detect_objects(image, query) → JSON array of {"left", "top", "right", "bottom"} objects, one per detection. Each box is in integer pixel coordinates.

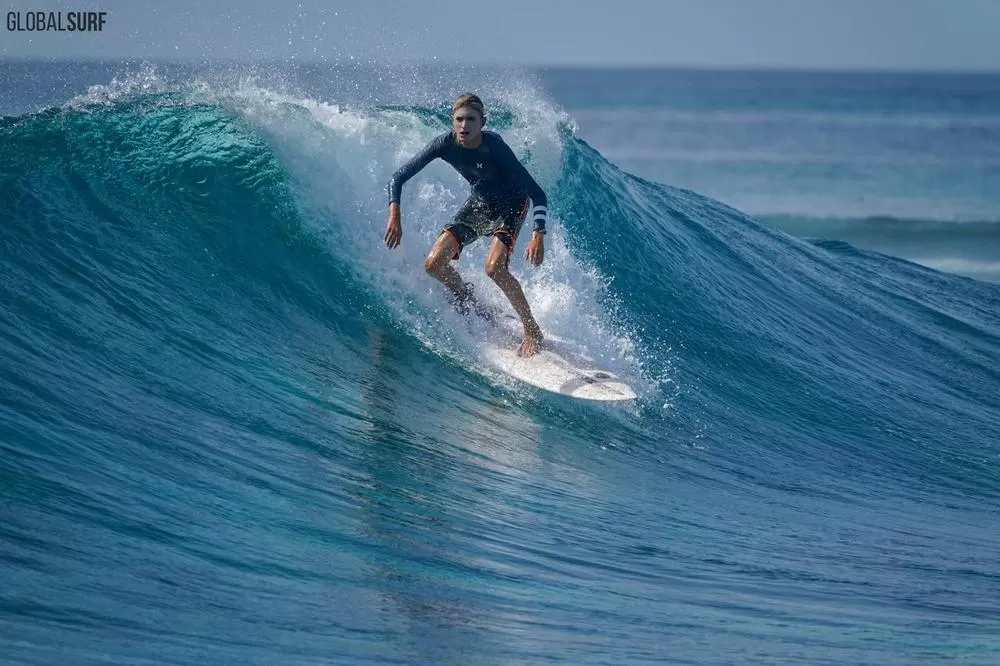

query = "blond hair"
[{"left": 452, "top": 92, "right": 485, "bottom": 119}]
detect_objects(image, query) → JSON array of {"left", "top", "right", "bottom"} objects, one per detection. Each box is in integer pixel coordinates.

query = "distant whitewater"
[{"left": 2, "top": 65, "right": 999, "bottom": 665}]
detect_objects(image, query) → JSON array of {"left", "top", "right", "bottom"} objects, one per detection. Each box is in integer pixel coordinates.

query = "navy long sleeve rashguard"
[{"left": 387, "top": 130, "right": 548, "bottom": 233}]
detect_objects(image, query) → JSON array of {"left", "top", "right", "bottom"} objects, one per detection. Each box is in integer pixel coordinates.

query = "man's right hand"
[{"left": 384, "top": 203, "right": 402, "bottom": 248}]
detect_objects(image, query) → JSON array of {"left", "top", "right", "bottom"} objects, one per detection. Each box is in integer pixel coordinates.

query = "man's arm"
[
  {"left": 384, "top": 133, "right": 448, "bottom": 249},
  {"left": 492, "top": 136, "right": 548, "bottom": 234},
  {"left": 386, "top": 133, "right": 448, "bottom": 205}
]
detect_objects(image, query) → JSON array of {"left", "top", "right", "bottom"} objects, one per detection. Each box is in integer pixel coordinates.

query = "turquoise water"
[
  {"left": 548, "top": 68, "right": 1000, "bottom": 283},
  {"left": 2, "top": 62, "right": 999, "bottom": 664}
]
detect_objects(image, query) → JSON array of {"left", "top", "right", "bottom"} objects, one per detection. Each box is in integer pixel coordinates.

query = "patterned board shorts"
[{"left": 442, "top": 196, "right": 529, "bottom": 264}]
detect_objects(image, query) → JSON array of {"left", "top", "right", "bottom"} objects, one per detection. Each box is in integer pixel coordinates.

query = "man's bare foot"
[{"left": 517, "top": 325, "right": 543, "bottom": 357}]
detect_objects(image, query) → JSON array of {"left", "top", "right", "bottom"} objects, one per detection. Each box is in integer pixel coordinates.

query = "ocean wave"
[{"left": 2, "top": 74, "right": 999, "bottom": 664}]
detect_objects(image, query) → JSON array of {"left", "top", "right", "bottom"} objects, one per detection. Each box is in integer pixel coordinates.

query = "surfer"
[{"left": 384, "top": 93, "right": 548, "bottom": 357}]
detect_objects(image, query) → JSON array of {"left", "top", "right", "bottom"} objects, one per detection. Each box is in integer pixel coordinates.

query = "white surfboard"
[{"left": 483, "top": 317, "right": 637, "bottom": 401}]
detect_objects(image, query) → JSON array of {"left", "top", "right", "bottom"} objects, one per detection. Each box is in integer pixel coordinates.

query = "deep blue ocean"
[{"left": 2, "top": 61, "right": 999, "bottom": 664}]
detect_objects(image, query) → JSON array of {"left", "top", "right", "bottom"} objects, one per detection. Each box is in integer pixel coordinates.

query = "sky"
[{"left": 3, "top": 0, "right": 1000, "bottom": 71}]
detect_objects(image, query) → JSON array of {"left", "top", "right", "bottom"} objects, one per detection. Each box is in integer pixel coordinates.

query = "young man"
[{"left": 384, "top": 93, "right": 548, "bottom": 357}]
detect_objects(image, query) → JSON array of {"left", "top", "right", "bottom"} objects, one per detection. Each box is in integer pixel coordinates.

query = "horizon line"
[{"left": 3, "top": 55, "right": 1000, "bottom": 76}]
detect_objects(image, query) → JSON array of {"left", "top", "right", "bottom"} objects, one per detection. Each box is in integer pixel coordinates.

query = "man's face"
[{"left": 453, "top": 106, "right": 484, "bottom": 147}]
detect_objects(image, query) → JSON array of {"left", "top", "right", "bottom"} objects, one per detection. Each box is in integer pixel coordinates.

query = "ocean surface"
[{"left": 2, "top": 61, "right": 999, "bottom": 664}]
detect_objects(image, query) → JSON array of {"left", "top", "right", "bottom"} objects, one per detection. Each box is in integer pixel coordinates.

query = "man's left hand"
[{"left": 525, "top": 231, "right": 545, "bottom": 266}]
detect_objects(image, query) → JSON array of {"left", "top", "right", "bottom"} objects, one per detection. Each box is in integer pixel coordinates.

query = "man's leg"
[
  {"left": 425, "top": 230, "right": 490, "bottom": 317},
  {"left": 425, "top": 198, "right": 484, "bottom": 302},
  {"left": 424, "top": 231, "right": 466, "bottom": 299},
  {"left": 484, "top": 236, "right": 543, "bottom": 357}
]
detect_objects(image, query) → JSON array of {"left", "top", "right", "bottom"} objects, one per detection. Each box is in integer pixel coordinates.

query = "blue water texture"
[{"left": 2, "top": 62, "right": 1000, "bottom": 664}]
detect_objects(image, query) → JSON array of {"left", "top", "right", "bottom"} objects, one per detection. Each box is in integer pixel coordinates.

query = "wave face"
[
  {"left": 541, "top": 68, "right": 1000, "bottom": 286},
  {"left": 2, "top": 71, "right": 1000, "bottom": 665}
]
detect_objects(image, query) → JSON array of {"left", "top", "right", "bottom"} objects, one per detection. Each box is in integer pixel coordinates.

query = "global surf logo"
[{"left": 6, "top": 11, "right": 108, "bottom": 32}]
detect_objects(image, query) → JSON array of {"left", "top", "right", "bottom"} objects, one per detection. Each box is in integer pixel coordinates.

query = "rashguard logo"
[{"left": 476, "top": 163, "right": 483, "bottom": 169}]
